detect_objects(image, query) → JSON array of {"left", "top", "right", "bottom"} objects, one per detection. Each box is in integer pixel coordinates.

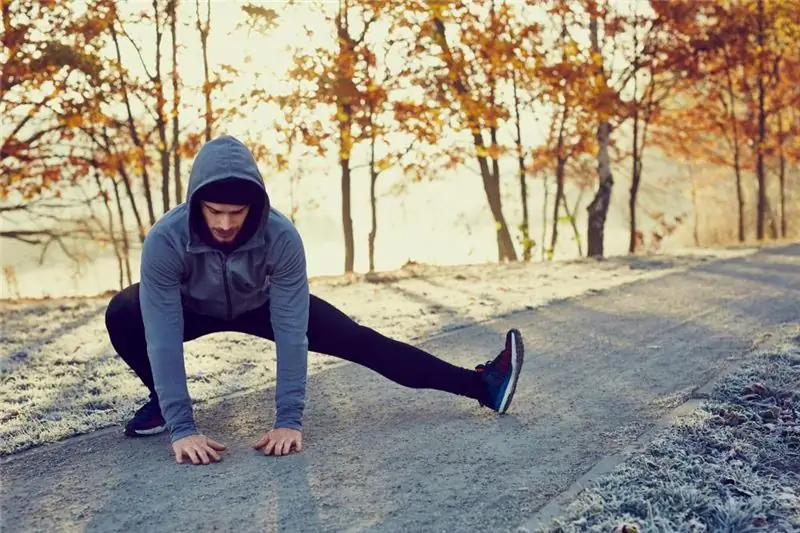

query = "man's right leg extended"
[{"left": 105, "top": 283, "right": 221, "bottom": 437}]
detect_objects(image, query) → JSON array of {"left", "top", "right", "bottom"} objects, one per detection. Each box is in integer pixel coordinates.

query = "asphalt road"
[{"left": 2, "top": 245, "right": 799, "bottom": 533}]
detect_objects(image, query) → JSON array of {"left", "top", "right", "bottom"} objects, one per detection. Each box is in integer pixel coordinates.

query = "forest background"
[{"left": 1, "top": 0, "right": 798, "bottom": 299}]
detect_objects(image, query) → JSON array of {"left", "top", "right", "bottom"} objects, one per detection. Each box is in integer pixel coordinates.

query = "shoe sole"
[
  {"left": 498, "top": 328, "right": 524, "bottom": 414},
  {"left": 124, "top": 424, "right": 167, "bottom": 438}
]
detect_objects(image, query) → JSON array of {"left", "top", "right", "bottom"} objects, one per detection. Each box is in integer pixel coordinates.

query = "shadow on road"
[{"left": 3, "top": 245, "right": 799, "bottom": 533}]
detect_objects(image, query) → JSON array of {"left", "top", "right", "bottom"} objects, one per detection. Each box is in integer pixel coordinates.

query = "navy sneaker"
[
  {"left": 124, "top": 396, "right": 166, "bottom": 437},
  {"left": 476, "top": 329, "right": 525, "bottom": 414}
]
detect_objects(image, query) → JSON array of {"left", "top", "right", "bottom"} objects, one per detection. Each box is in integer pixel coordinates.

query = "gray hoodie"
[{"left": 138, "top": 135, "right": 309, "bottom": 442}]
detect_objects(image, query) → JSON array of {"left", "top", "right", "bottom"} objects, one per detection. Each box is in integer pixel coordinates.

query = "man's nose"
[{"left": 218, "top": 215, "right": 233, "bottom": 230}]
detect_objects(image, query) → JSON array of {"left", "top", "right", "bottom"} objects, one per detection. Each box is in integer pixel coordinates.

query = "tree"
[
  {"left": 406, "top": 0, "right": 531, "bottom": 262},
  {"left": 584, "top": 0, "right": 621, "bottom": 258},
  {"left": 650, "top": 0, "right": 799, "bottom": 243},
  {"left": 195, "top": 0, "right": 212, "bottom": 142},
  {"left": 108, "top": 13, "right": 157, "bottom": 225},
  {"left": 622, "top": 1, "right": 678, "bottom": 253},
  {"left": 244, "top": 0, "right": 386, "bottom": 274},
  {"left": 169, "top": 0, "right": 182, "bottom": 205},
  {"left": 1, "top": 0, "right": 110, "bottom": 202}
]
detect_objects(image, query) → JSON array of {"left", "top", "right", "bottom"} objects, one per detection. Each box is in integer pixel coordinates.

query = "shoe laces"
[
  {"left": 136, "top": 398, "right": 161, "bottom": 418},
  {"left": 476, "top": 348, "right": 506, "bottom": 374}
]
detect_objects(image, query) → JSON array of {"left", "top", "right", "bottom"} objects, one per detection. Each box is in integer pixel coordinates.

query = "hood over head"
[{"left": 185, "top": 135, "right": 270, "bottom": 253}]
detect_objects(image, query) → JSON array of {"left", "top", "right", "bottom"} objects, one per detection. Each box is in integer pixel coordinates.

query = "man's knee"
[{"left": 105, "top": 283, "right": 141, "bottom": 337}]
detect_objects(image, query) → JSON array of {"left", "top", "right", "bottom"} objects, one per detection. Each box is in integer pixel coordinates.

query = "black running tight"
[{"left": 104, "top": 283, "right": 485, "bottom": 403}]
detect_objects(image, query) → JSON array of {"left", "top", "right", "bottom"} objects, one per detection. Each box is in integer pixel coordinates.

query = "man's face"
[{"left": 201, "top": 201, "right": 250, "bottom": 243}]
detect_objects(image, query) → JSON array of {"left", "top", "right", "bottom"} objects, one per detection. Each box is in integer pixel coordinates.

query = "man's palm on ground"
[{"left": 172, "top": 428, "right": 302, "bottom": 465}]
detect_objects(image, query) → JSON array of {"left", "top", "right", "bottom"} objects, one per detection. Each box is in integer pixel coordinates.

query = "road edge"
[{"left": 513, "top": 324, "right": 795, "bottom": 533}]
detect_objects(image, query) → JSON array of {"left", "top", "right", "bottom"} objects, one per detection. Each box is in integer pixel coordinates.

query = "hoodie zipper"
[{"left": 221, "top": 254, "right": 233, "bottom": 320}]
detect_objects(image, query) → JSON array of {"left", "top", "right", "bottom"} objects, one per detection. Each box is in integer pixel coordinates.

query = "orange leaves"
[
  {"left": 240, "top": 4, "right": 280, "bottom": 33},
  {"left": 62, "top": 114, "right": 84, "bottom": 128},
  {"left": 475, "top": 143, "right": 505, "bottom": 161},
  {"left": 647, "top": 0, "right": 800, "bottom": 176}
]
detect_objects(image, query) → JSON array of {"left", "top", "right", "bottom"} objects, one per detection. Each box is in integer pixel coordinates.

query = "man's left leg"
[{"left": 300, "top": 294, "right": 525, "bottom": 413}]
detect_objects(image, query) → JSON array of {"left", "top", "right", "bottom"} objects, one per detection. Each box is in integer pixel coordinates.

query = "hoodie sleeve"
[
  {"left": 268, "top": 226, "right": 310, "bottom": 431},
  {"left": 139, "top": 229, "right": 199, "bottom": 442}
]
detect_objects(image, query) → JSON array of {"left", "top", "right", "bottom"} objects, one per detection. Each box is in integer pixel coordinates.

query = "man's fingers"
[
  {"left": 187, "top": 447, "right": 201, "bottom": 465},
  {"left": 264, "top": 439, "right": 276, "bottom": 456},
  {"left": 196, "top": 447, "right": 211, "bottom": 465},
  {"left": 252, "top": 435, "right": 269, "bottom": 449},
  {"left": 207, "top": 438, "right": 227, "bottom": 451},
  {"left": 282, "top": 440, "right": 293, "bottom": 456},
  {"left": 287, "top": 438, "right": 300, "bottom": 455},
  {"left": 205, "top": 445, "right": 221, "bottom": 462}
]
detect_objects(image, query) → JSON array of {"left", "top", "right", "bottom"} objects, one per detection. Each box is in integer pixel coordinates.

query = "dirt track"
[{"left": 2, "top": 245, "right": 798, "bottom": 533}]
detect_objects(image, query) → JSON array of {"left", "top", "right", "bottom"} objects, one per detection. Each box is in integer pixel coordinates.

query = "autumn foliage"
[{"left": 1, "top": 0, "right": 798, "bottom": 285}]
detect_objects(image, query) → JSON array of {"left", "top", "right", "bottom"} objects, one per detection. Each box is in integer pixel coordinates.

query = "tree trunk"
[
  {"left": 586, "top": 9, "right": 614, "bottom": 258},
  {"left": 628, "top": 6, "right": 641, "bottom": 254},
  {"left": 562, "top": 187, "right": 584, "bottom": 257},
  {"left": 110, "top": 176, "right": 133, "bottom": 286},
  {"left": 476, "top": 137, "right": 517, "bottom": 262},
  {"left": 485, "top": 38, "right": 517, "bottom": 264},
  {"left": 778, "top": 109, "right": 787, "bottom": 237},
  {"left": 541, "top": 173, "right": 549, "bottom": 261},
  {"left": 430, "top": 14, "right": 516, "bottom": 263},
  {"left": 550, "top": 104, "right": 568, "bottom": 255},
  {"left": 93, "top": 169, "right": 124, "bottom": 290},
  {"left": 196, "top": 0, "right": 212, "bottom": 142},
  {"left": 99, "top": 126, "right": 146, "bottom": 243},
  {"left": 587, "top": 121, "right": 614, "bottom": 258},
  {"left": 340, "top": 146, "right": 354, "bottom": 273},
  {"left": 755, "top": 0, "right": 767, "bottom": 240},
  {"left": 723, "top": 57, "right": 745, "bottom": 242},
  {"left": 368, "top": 120, "right": 378, "bottom": 273},
  {"left": 629, "top": 91, "right": 641, "bottom": 254},
  {"left": 688, "top": 164, "right": 700, "bottom": 247},
  {"left": 170, "top": 0, "right": 182, "bottom": 205},
  {"left": 336, "top": 4, "right": 356, "bottom": 274},
  {"left": 110, "top": 21, "right": 156, "bottom": 226},
  {"left": 512, "top": 70, "right": 531, "bottom": 261},
  {"left": 153, "top": 0, "right": 170, "bottom": 215}
]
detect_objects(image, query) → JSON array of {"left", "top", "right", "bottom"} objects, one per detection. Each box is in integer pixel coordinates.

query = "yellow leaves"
[
  {"left": 428, "top": 1, "right": 449, "bottom": 20},
  {"left": 564, "top": 39, "right": 580, "bottom": 59},
  {"left": 475, "top": 143, "right": 504, "bottom": 160},
  {"left": 340, "top": 124, "right": 353, "bottom": 161}
]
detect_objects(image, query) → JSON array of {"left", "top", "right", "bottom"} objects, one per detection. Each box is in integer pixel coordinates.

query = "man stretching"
[{"left": 104, "top": 135, "right": 525, "bottom": 466}]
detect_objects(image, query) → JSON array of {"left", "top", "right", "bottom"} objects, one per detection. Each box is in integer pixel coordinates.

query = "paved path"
[{"left": 3, "top": 245, "right": 798, "bottom": 533}]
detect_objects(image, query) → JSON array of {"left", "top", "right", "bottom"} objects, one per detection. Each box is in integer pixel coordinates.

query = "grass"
[{"left": 532, "top": 327, "right": 800, "bottom": 533}]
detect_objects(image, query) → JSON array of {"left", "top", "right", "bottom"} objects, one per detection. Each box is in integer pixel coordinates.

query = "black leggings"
[{"left": 104, "top": 283, "right": 485, "bottom": 403}]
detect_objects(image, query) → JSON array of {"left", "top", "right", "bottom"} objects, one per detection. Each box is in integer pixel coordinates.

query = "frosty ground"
[
  {"left": 528, "top": 326, "right": 800, "bottom": 533},
  {"left": 1, "top": 247, "right": 748, "bottom": 457},
  {"left": 1, "top": 244, "right": 798, "bottom": 533}
]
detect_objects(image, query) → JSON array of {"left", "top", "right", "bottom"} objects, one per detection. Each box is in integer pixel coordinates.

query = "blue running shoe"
[
  {"left": 124, "top": 395, "right": 166, "bottom": 437},
  {"left": 476, "top": 328, "right": 524, "bottom": 414}
]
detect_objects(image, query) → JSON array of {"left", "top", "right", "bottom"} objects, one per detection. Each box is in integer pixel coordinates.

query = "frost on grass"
[
  {"left": 536, "top": 332, "right": 800, "bottom": 533},
  {"left": 2, "top": 253, "right": 722, "bottom": 456}
]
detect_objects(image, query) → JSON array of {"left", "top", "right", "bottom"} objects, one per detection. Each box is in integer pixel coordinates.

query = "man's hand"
[
  {"left": 252, "top": 428, "right": 302, "bottom": 456},
  {"left": 172, "top": 434, "right": 226, "bottom": 465}
]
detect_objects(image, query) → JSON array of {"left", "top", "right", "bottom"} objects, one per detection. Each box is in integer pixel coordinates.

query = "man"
[{"left": 104, "top": 135, "right": 525, "bottom": 466}]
